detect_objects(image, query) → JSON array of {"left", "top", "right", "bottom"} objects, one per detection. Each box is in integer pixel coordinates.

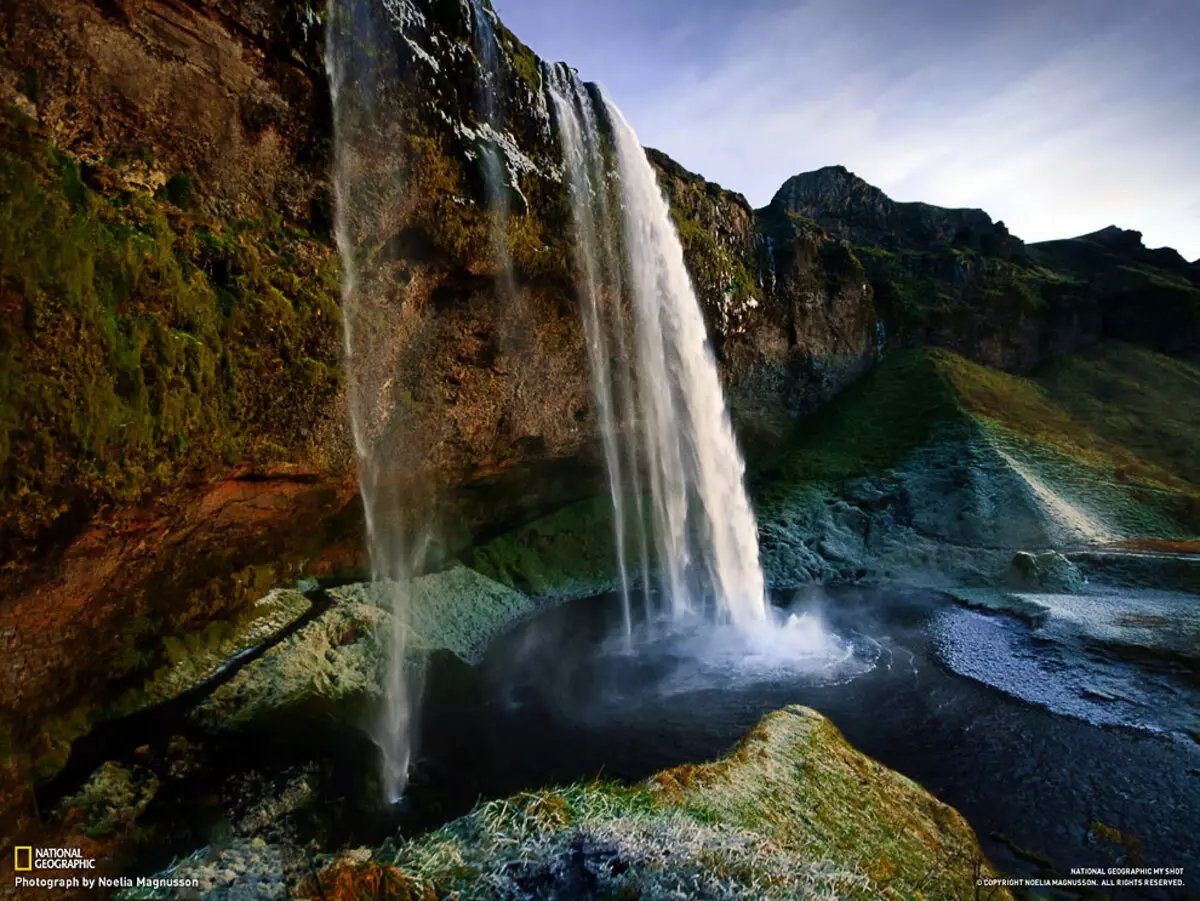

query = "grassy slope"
[
  {"left": 760, "top": 341, "right": 1198, "bottom": 512},
  {"left": 1033, "top": 342, "right": 1200, "bottom": 490},
  {"left": 469, "top": 342, "right": 1200, "bottom": 594}
]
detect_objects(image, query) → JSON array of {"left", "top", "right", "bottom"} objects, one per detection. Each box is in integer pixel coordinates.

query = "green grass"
[
  {"left": 468, "top": 495, "right": 623, "bottom": 597},
  {"left": 1033, "top": 342, "right": 1200, "bottom": 490},
  {"left": 753, "top": 343, "right": 1199, "bottom": 539},
  {"left": 0, "top": 112, "right": 343, "bottom": 558},
  {"left": 364, "top": 706, "right": 1005, "bottom": 900},
  {"left": 754, "top": 348, "right": 963, "bottom": 495}
]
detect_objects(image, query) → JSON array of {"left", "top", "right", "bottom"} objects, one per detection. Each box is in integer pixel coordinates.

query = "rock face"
[
  {"left": 771, "top": 166, "right": 1199, "bottom": 373},
  {"left": 774, "top": 165, "right": 1023, "bottom": 257},
  {"left": 1031, "top": 226, "right": 1200, "bottom": 361},
  {"left": 0, "top": 0, "right": 878, "bottom": 813},
  {"left": 1005, "top": 551, "right": 1085, "bottom": 593},
  {"left": 649, "top": 150, "right": 877, "bottom": 446}
]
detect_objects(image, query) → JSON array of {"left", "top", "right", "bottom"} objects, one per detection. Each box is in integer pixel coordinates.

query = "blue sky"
[{"left": 494, "top": 0, "right": 1200, "bottom": 259}]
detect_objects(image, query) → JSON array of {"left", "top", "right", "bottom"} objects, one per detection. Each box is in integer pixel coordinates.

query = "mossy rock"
[
  {"left": 108, "top": 588, "right": 313, "bottom": 718},
  {"left": 190, "top": 597, "right": 387, "bottom": 732},
  {"left": 369, "top": 705, "right": 1008, "bottom": 900},
  {"left": 0, "top": 111, "right": 343, "bottom": 563},
  {"left": 332, "top": 566, "right": 536, "bottom": 665},
  {"left": 59, "top": 761, "right": 159, "bottom": 839}
]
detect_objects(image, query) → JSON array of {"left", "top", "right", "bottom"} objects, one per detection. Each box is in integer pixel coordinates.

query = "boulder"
[{"left": 1005, "top": 550, "right": 1085, "bottom": 592}]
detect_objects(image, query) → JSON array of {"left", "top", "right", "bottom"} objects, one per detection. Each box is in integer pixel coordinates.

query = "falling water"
[
  {"left": 545, "top": 66, "right": 768, "bottom": 630},
  {"left": 468, "top": 0, "right": 518, "bottom": 302},
  {"left": 325, "top": 0, "right": 423, "bottom": 803},
  {"left": 604, "top": 95, "right": 768, "bottom": 629},
  {"left": 545, "top": 66, "right": 637, "bottom": 640}
]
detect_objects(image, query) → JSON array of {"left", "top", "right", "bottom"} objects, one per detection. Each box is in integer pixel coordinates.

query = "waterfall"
[
  {"left": 546, "top": 66, "right": 768, "bottom": 629},
  {"left": 468, "top": 0, "right": 518, "bottom": 302},
  {"left": 545, "top": 67, "right": 637, "bottom": 641},
  {"left": 325, "top": 0, "right": 423, "bottom": 804}
]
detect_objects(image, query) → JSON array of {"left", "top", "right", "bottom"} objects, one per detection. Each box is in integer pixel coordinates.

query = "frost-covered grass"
[
  {"left": 383, "top": 781, "right": 868, "bottom": 900},
  {"left": 329, "top": 705, "right": 1005, "bottom": 901}
]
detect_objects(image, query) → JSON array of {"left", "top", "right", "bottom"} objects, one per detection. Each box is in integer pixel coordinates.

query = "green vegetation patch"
[
  {"left": 935, "top": 345, "right": 1198, "bottom": 498},
  {"left": 469, "top": 495, "right": 624, "bottom": 598},
  {"left": 1033, "top": 342, "right": 1200, "bottom": 491},
  {"left": 0, "top": 112, "right": 343, "bottom": 558},
  {"left": 755, "top": 348, "right": 964, "bottom": 496}
]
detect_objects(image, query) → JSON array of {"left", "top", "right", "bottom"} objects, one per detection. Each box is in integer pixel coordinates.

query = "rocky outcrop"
[
  {"left": 773, "top": 164, "right": 1023, "bottom": 257},
  {"left": 650, "top": 150, "right": 877, "bottom": 447},
  {"left": 770, "top": 166, "right": 1198, "bottom": 373},
  {"left": 1031, "top": 226, "right": 1200, "bottom": 361}
]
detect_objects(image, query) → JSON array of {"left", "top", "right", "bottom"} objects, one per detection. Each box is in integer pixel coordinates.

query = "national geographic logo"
[
  {"left": 12, "top": 847, "right": 96, "bottom": 871},
  {"left": 12, "top": 846, "right": 98, "bottom": 892},
  {"left": 11, "top": 847, "right": 200, "bottom": 892}
]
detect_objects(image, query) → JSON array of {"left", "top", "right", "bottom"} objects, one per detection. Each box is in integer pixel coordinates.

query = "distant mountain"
[
  {"left": 769, "top": 165, "right": 1024, "bottom": 258},
  {"left": 766, "top": 167, "right": 1200, "bottom": 366}
]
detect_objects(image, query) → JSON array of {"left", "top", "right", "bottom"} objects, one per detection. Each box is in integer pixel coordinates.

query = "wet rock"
[
  {"left": 190, "top": 597, "right": 388, "bottom": 732},
  {"left": 1005, "top": 551, "right": 1085, "bottom": 593},
  {"left": 110, "top": 589, "right": 314, "bottom": 718},
  {"left": 332, "top": 565, "right": 536, "bottom": 664},
  {"left": 189, "top": 566, "right": 531, "bottom": 731}
]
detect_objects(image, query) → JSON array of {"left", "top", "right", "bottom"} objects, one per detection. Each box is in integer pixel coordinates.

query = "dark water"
[
  {"left": 408, "top": 586, "right": 1200, "bottom": 896},
  {"left": 52, "top": 585, "right": 1200, "bottom": 897}
]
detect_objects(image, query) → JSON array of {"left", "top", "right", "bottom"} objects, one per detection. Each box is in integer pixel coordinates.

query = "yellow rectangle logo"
[{"left": 14, "top": 846, "right": 32, "bottom": 871}]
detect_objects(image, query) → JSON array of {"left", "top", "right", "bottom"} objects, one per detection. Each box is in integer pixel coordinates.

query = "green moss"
[
  {"left": 755, "top": 348, "right": 962, "bottom": 496},
  {"left": 860, "top": 246, "right": 1049, "bottom": 332},
  {"left": 380, "top": 707, "right": 1006, "bottom": 900},
  {"left": 0, "top": 115, "right": 343, "bottom": 558},
  {"left": 160, "top": 173, "right": 195, "bottom": 210},
  {"left": 469, "top": 495, "right": 624, "bottom": 598},
  {"left": 497, "top": 24, "right": 542, "bottom": 96}
]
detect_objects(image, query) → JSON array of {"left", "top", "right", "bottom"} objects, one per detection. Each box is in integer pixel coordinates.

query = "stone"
[
  {"left": 190, "top": 596, "right": 388, "bottom": 731},
  {"left": 110, "top": 589, "right": 314, "bottom": 718},
  {"left": 59, "top": 761, "right": 159, "bottom": 839},
  {"left": 1005, "top": 550, "right": 1085, "bottom": 593}
]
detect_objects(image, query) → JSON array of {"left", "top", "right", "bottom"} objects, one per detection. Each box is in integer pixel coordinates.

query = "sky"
[{"left": 494, "top": 0, "right": 1200, "bottom": 259}]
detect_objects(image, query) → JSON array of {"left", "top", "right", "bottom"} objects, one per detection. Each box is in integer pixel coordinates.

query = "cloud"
[{"left": 593, "top": 0, "right": 1200, "bottom": 256}]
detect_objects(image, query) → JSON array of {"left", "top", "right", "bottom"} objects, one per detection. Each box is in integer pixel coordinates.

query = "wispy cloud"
[{"left": 499, "top": 0, "right": 1200, "bottom": 256}]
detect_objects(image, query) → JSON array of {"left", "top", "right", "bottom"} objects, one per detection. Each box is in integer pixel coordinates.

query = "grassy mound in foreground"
[{"left": 321, "top": 706, "right": 1006, "bottom": 901}]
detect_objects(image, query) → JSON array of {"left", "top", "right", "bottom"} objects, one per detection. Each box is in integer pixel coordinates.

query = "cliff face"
[
  {"left": 649, "top": 150, "right": 876, "bottom": 448},
  {"left": 771, "top": 165, "right": 1198, "bottom": 372},
  {"left": 773, "top": 164, "right": 1023, "bottom": 258},
  {"left": 0, "top": 0, "right": 871, "bottom": 824},
  {"left": 1030, "top": 226, "right": 1200, "bottom": 361}
]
